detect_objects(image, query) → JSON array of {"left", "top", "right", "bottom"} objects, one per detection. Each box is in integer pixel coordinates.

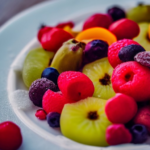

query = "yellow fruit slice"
[
  {"left": 82, "top": 57, "right": 115, "bottom": 99},
  {"left": 75, "top": 27, "right": 117, "bottom": 45}
]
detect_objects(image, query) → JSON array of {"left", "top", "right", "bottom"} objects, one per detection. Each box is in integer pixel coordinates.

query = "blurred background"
[{"left": 0, "top": 0, "right": 50, "bottom": 26}]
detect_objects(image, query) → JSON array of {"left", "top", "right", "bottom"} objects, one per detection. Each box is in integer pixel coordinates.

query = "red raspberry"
[
  {"left": 42, "top": 90, "right": 74, "bottom": 114},
  {"left": 56, "top": 21, "right": 74, "bottom": 28},
  {"left": 0, "top": 121, "right": 22, "bottom": 150},
  {"left": 40, "top": 28, "right": 73, "bottom": 52},
  {"left": 83, "top": 13, "right": 112, "bottom": 30},
  {"left": 105, "top": 93, "right": 137, "bottom": 124},
  {"left": 108, "top": 39, "right": 139, "bottom": 68},
  {"left": 106, "top": 124, "right": 132, "bottom": 145},
  {"left": 58, "top": 71, "right": 94, "bottom": 101},
  {"left": 112, "top": 61, "right": 150, "bottom": 102},
  {"left": 35, "top": 109, "right": 47, "bottom": 120}
]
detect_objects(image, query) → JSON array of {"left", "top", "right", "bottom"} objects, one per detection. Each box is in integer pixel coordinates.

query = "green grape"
[{"left": 22, "top": 47, "right": 54, "bottom": 88}]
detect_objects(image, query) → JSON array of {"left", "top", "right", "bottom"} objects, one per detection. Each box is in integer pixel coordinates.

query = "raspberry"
[
  {"left": 134, "top": 51, "right": 150, "bottom": 68},
  {"left": 105, "top": 93, "right": 137, "bottom": 124},
  {"left": 83, "top": 14, "right": 112, "bottom": 30},
  {"left": 58, "top": 71, "right": 94, "bottom": 101},
  {"left": 106, "top": 124, "right": 132, "bottom": 145},
  {"left": 42, "top": 90, "right": 74, "bottom": 114},
  {"left": 108, "top": 39, "right": 139, "bottom": 68},
  {"left": 0, "top": 121, "right": 22, "bottom": 150},
  {"left": 112, "top": 61, "right": 150, "bottom": 101},
  {"left": 29, "top": 78, "right": 57, "bottom": 107},
  {"left": 35, "top": 109, "right": 47, "bottom": 120}
]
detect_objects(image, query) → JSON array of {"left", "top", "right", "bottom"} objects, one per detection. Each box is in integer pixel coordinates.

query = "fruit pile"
[{"left": 21, "top": 4, "right": 150, "bottom": 147}]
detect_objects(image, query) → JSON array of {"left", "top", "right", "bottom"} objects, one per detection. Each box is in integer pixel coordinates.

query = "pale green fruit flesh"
[
  {"left": 82, "top": 57, "right": 115, "bottom": 99},
  {"left": 134, "top": 22, "right": 150, "bottom": 51},
  {"left": 127, "top": 5, "right": 150, "bottom": 22},
  {"left": 22, "top": 47, "right": 54, "bottom": 88},
  {"left": 51, "top": 39, "right": 84, "bottom": 73},
  {"left": 60, "top": 97, "right": 112, "bottom": 146}
]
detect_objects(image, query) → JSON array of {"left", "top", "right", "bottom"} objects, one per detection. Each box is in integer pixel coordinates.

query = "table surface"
[{"left": 0, "top": 0, "right": 49, "bottom": 26}]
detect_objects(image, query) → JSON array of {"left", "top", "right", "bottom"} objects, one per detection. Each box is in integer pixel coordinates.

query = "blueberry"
[
  {"left": 107, "top": 6, "right": 126, "bottom": 21},
  {"left": 29, "top": 78, "right": 57, "bottom": 107},
  {"left": 118, "top": 44, "right": 145, "bottom": 62},
  {"left": 82, "top": 40, "right": 108, "bottom": 66},
  {"left": 130, "top": 124, "right": 149, "bottom": 143},
  {"left": 41, "top": 67, "right": 59, "bottom": 85},
  {"left": 47, "top": 112, "right": 60, "bottom": 128}
]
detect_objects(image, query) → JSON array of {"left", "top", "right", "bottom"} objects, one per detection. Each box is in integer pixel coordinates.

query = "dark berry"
[
  {"left": 118, "top": 44, "right": 145, "bottom": 62},
  {"left": 47, "top": 112, "right": 60, "bottom": 128},
  {"left": 107, "top": 6, "right": 126, "bottom": 21},
  {"left": 29, "top": 78, "right": 57, "bottom": 107},
  {"left": 130, "top": 124, "right": 149, "bottom": 143},
  {"left": 134, "top": 51, "right": 150, "bottom": 68},
  {"left": 35, "top": 109, "right": 47, "bottom": 120},
  {"left": 41, "top": 67, "right": 59, "bottom": 85},
  {"left": 82, "top": 40, "right": 108, "bottom": 66}
]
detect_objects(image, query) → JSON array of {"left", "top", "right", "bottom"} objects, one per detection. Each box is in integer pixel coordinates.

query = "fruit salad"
[{"left": 21, "top": 3, "right": 150, "bottom": 147}]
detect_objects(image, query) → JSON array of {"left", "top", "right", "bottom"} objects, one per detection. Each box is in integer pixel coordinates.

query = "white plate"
[{"left": 4, "top": 0, "right": 150, "bottom": 149}]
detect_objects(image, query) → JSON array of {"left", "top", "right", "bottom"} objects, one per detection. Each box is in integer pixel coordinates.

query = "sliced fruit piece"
[
  {"left": 75, "top": 27, "right": 117, "bottom": 45},
  {"left": 127, "top": 5, "right": 150, "bottom": 23},
  {"left": 60, "top": 97, "right": 112, "bottom": 146},
  {"left": 82, "top": 57, "right": 115, "bottom": 99},
  {"left": 22, "top": 48, "right": 54, "bottom": 88},
  {"left": 134, "top": 22, "right": 150, "bottom": 51}
]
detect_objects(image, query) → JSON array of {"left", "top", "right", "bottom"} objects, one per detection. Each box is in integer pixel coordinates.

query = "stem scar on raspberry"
[
  {"left": 99, "top": 73, "right": 111, "bottom": 85},
  {"left": 87, "top": 111, "right": 99, "bottom": 120},
  {"left": 125, "top": 72, "right": 134, "bottom": 82}
]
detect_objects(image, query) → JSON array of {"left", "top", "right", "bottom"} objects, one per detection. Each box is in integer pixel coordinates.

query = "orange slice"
[{"left": 75, "top": 27, "right": 117, "bottom": 45}]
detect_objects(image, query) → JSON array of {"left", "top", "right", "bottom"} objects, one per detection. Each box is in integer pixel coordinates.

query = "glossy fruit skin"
[
  {"left": 58, "top": 71, "right": 94, "bottom": 101},
  {"left": 40, "top": 28, "right": 73, "bottom": 52},
  {"left": 41, "top": 67, "right": 59, "bottom": 85},
  {"left": 106, "top": 124, "right": 132, "bottom": 145},
  {"left": 35, "top": 109, "right": 47, "bottom": 120},
  {"left": 112, "top": 61, "right": 150, "bottom": 102},
  {"left": 108, "top": 39, "right": 139, "bottom": 68},
  {"left": 130, "top": 124, "right": 149, "bottom": 143},
  {"left": 107, "top": 6, "right": 126, "bottom": 21},
  {"left": 134, "top": 51, "right": 150, "bottom": 68},
  {"left": 55, "top": 21, "right": 74, "bottom": 28},
  {"left": 22, "top": 48, "right": 54, "bottom": 88},
  {"left": 109, "top": 18, "right": 140, "bottom": 40},
  {"left": 105, "top": 93, "right": 137, "bottom": 124},
  {"left": 37, "top": 26, "right": 52, "bottom": 41},
  {"left": 83, "top": 14, "right": 112, "bottom": 30},
  {"left": 47, "top": 112, "right": 60, "bottom": 128},
  {"left": 51, "top": 39, "right": 85, "bottom": 73},
  {"left": 0, "top": 121, "right": 22, "bottom": 150},
  {"left": 134, "top": 106, "right": 150, "bottom": 133},
  {"left": 29, "top": 78, "right": 57, "bottom": 107},
  {"left": 82, "top": 40, "right": 108, "bottom": 66},
  {"left": 118, "top": 44, "right": 145, "bottom": 62},
  {"left": 76, "top": 27, "right": 117, "bottom": 45},
  {"left": 60, "top": 97, "right": 112, "bottom": 146}
]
